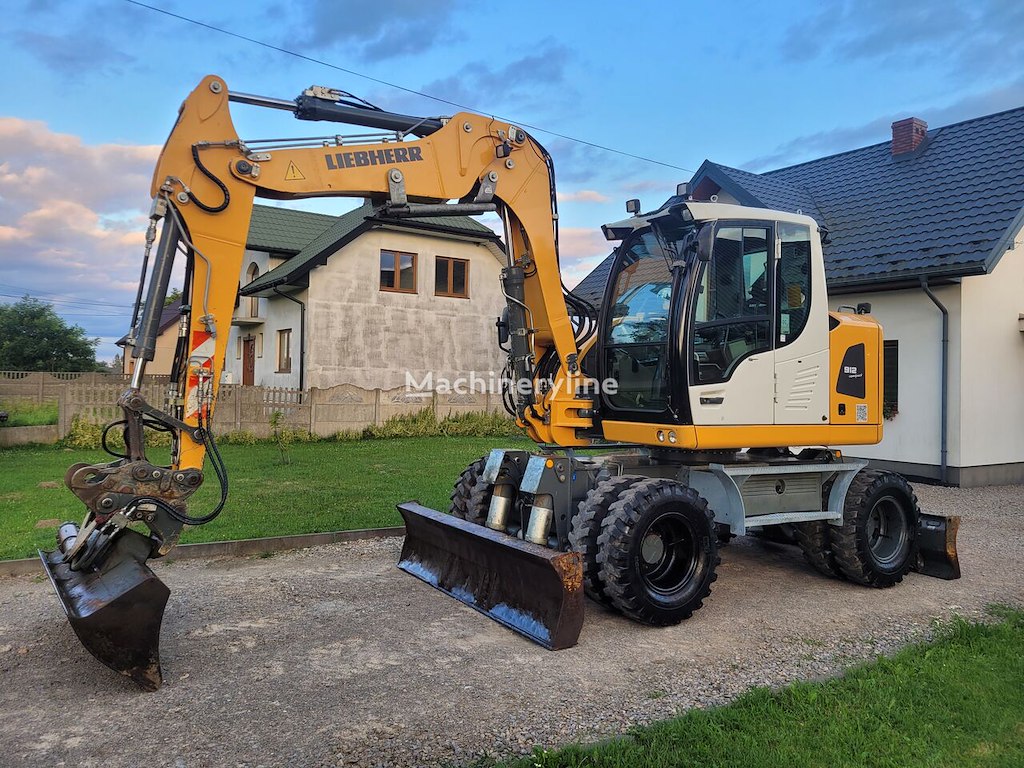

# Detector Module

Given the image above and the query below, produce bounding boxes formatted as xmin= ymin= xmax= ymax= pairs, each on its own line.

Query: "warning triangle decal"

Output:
xmin=285 ymin=162 xmax=306 ymax=181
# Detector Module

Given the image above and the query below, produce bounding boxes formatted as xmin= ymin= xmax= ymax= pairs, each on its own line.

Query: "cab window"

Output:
xmin=777 ymin=222 xmax=812 ymax=347
xmin=691 ymin=226 xmax=771 ymax=384
xmin=604 ymin=233 xmax=672 ymax=411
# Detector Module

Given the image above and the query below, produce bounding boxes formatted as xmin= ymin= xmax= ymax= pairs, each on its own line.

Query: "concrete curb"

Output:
xmin=0 ymin=526 xmax=406 ymax=578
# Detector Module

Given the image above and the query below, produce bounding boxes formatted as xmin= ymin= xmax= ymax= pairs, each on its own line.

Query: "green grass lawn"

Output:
xmin=490 ymin=608 xmax=1024 ymax=768
xmin=0 ymin=436 xmax=533 ymax=560
xmin=0 ymin=399 xmax=58 ymax=427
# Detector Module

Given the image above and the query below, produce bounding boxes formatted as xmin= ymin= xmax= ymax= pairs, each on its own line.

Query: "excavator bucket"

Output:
xmin=39 ymin=526 xmax=170 ymax=691
xmin=397 ymin=502 xmax=584 ymax=650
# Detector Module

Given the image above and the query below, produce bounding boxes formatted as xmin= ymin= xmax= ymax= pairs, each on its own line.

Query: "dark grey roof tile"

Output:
xmin=572 ymin=253 xmax=615 ymax=304
xmin=247 ymin=204 xmax=338 ymax=253
xmin=710 ymin=106 xmax=1024 ymax=285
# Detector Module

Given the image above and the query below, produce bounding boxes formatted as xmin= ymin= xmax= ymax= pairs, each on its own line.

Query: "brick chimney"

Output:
xmin=891 ymin=117 xmax=928 ymax=156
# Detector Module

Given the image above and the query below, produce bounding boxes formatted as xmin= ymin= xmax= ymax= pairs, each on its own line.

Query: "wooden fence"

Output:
xmin=1 ymin=371 xmax=502 ymax=439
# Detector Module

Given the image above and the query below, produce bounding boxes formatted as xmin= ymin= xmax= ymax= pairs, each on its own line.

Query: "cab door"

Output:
xmin=773 ymin=221 xmax=830 ymax=424
xmin=688 ymin=224 xmax=775 ymax=425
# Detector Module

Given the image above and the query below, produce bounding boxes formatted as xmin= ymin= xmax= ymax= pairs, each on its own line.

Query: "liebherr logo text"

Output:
xmin=325 ymin=146 xmax=423 ymax=170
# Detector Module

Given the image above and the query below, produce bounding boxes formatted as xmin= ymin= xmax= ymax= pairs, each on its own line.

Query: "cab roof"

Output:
xmin=601 ymin=201 xmax=819 ymax=241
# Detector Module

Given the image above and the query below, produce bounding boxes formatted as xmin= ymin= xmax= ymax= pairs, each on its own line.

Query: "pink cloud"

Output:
xmin=557 ymin=227 xmax=612 ymax=288
xmin=556 ymin=189 xmax=610 ymax=204
xmin=0 ymin=225 xmax=26 ymax=242
xmin=0 ymin=118 xmax=162 ymax=360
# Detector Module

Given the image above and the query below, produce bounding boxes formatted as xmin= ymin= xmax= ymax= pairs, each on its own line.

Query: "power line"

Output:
xmin=49 ymin=313 xmax=130 ymax=318
xmin=0 ymin=283 xmax=132 ymax=309
xmin=122 ymin=0 xmax=693 ymax=174
xmin=0 ymin=291 xmax=131 ymax=311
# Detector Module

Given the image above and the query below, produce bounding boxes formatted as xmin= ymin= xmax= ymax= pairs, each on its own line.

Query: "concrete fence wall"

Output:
xmin=1 ymin=371 xmax=503 ymax=439
xmin=197 ymin=384 xmax=503 ymax=438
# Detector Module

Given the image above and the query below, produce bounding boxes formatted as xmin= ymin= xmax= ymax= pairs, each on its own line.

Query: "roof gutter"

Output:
xmin=920 ymin=277 xmax=949 ymax=485
xmin=273 ymin=286 xmax=306 ymax=393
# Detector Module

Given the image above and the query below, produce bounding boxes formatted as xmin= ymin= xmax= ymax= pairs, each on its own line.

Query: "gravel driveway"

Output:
xmin=1 ymin=483 xmax=1021 ymax=767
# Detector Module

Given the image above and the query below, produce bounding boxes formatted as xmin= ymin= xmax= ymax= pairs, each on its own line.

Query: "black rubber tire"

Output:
xmin=597 ymin=478 xmax=719 ymax=626
xmin=568 ymin=474 xmax=638 ymax=606
xmin=794 ymin=520 xmax=844 ymax=579
xmin=830 ymin=469 xmax=919 ymax=587
xmin=793 ymin=478 xmax=844 ymax=579
xmin=448 ymin=456 xmax=491 ymax=525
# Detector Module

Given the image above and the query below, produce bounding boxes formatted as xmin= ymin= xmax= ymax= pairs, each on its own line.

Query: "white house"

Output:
xmin=576 ymin=108 xmax=1024 ymax=486
xmin=229 ymin=203 xmax=507 ymax=392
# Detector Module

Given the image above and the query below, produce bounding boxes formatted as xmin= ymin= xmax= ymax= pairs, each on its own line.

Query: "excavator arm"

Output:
xmin=156 ymin=75 xmax=593 ymax=472
xmin=41 ymin=75 xmax=593 ymax=689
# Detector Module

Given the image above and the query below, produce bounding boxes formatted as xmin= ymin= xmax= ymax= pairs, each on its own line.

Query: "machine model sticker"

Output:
xmin=836 ymin=343 xmax=866 ymax=398
xmin=856 ymin=404 xmax=868 ymax=422
xmin=324 ymin=146 xmax=423 ymax=170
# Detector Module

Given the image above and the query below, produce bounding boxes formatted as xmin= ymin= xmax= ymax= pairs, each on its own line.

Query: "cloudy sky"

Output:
xmin=1 ymin=0 xmax=1022 ymax=362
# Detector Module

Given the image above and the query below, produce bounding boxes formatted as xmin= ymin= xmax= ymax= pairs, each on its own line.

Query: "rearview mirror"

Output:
xmin=697 ymin=223 xmax=714 ymax=262
xmin=495 ymin=309 xmax=510 ymax=346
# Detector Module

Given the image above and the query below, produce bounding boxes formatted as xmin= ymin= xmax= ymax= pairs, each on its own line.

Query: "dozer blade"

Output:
xmin=397 ymin=502 xmax=584 ymax=650
xmin=914 ymin=512 xmax=961 ymax=580
xmin=40 ymin=528 xmax=170 ymax=691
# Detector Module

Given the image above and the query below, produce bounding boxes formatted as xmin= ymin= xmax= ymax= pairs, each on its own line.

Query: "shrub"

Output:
xmin=362 ymin=407 xmax=440 ymax=439
xmin=438 ymin=409 xmax=522 ymax=438
xmin=360 ymin=407 xmax=521 ymax=440
xmin=62 ymin=416 xmax=103 ymax=449
xmin=61 ymin=415 xmax=173 ymax=450
xmin=218 ymin=430 xmax=261 ymax=446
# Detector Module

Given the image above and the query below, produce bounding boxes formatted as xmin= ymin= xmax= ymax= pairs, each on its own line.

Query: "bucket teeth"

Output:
xmin=397 ymin=502 xmax=584 ymax=650
xmin=40 ymin=529 xmax=169 ymax=691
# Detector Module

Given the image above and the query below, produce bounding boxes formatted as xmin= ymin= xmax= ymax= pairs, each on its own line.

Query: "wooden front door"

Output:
xmin=242 ymin=336 xmax=255 ymax=386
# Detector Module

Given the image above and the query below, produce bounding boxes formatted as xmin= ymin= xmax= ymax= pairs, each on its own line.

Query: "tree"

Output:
xmin=0 ymin=297 xmax=101 ymax=371
xmin=165 ymin=288 xmax=182 ymax=306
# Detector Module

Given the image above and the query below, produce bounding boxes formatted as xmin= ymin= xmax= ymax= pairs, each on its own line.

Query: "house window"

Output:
xmin=236 ymin=337 xmax=242 ymax=359
xmin=883 ymin=340 xmax=899 ymax=417
xmin=277 ymin=328 xmax=292 ymax=373
xmin=435 ymin=256 xmax=469 ymax=298
xmin=257 ymin=332 xmax=263 ymax=359
xmin=246 ymin=262 xmax=260 ymax=317
xmin=380 ymin=250 xmax=417 ymax=293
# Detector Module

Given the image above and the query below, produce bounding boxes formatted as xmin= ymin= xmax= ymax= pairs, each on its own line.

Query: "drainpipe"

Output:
xmin=273 ymin=287 xmax=306 ymax=394
xmin=920 ymin=277 xmax=949 ymax=485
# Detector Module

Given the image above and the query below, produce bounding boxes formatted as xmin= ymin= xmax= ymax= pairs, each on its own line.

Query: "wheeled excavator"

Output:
xmin=40 ymin=76 xmax=961 ymax=690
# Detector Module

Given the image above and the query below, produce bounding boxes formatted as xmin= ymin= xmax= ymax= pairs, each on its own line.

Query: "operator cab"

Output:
xmin=593 ymin=201 xmax=827 ymax=428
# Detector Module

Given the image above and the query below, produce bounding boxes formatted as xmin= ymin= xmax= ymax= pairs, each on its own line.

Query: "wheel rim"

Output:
xmin=637 ymin=511 xmax=700 ymax=596
xmin=866 ymin=494 xmax=910 ymax=567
